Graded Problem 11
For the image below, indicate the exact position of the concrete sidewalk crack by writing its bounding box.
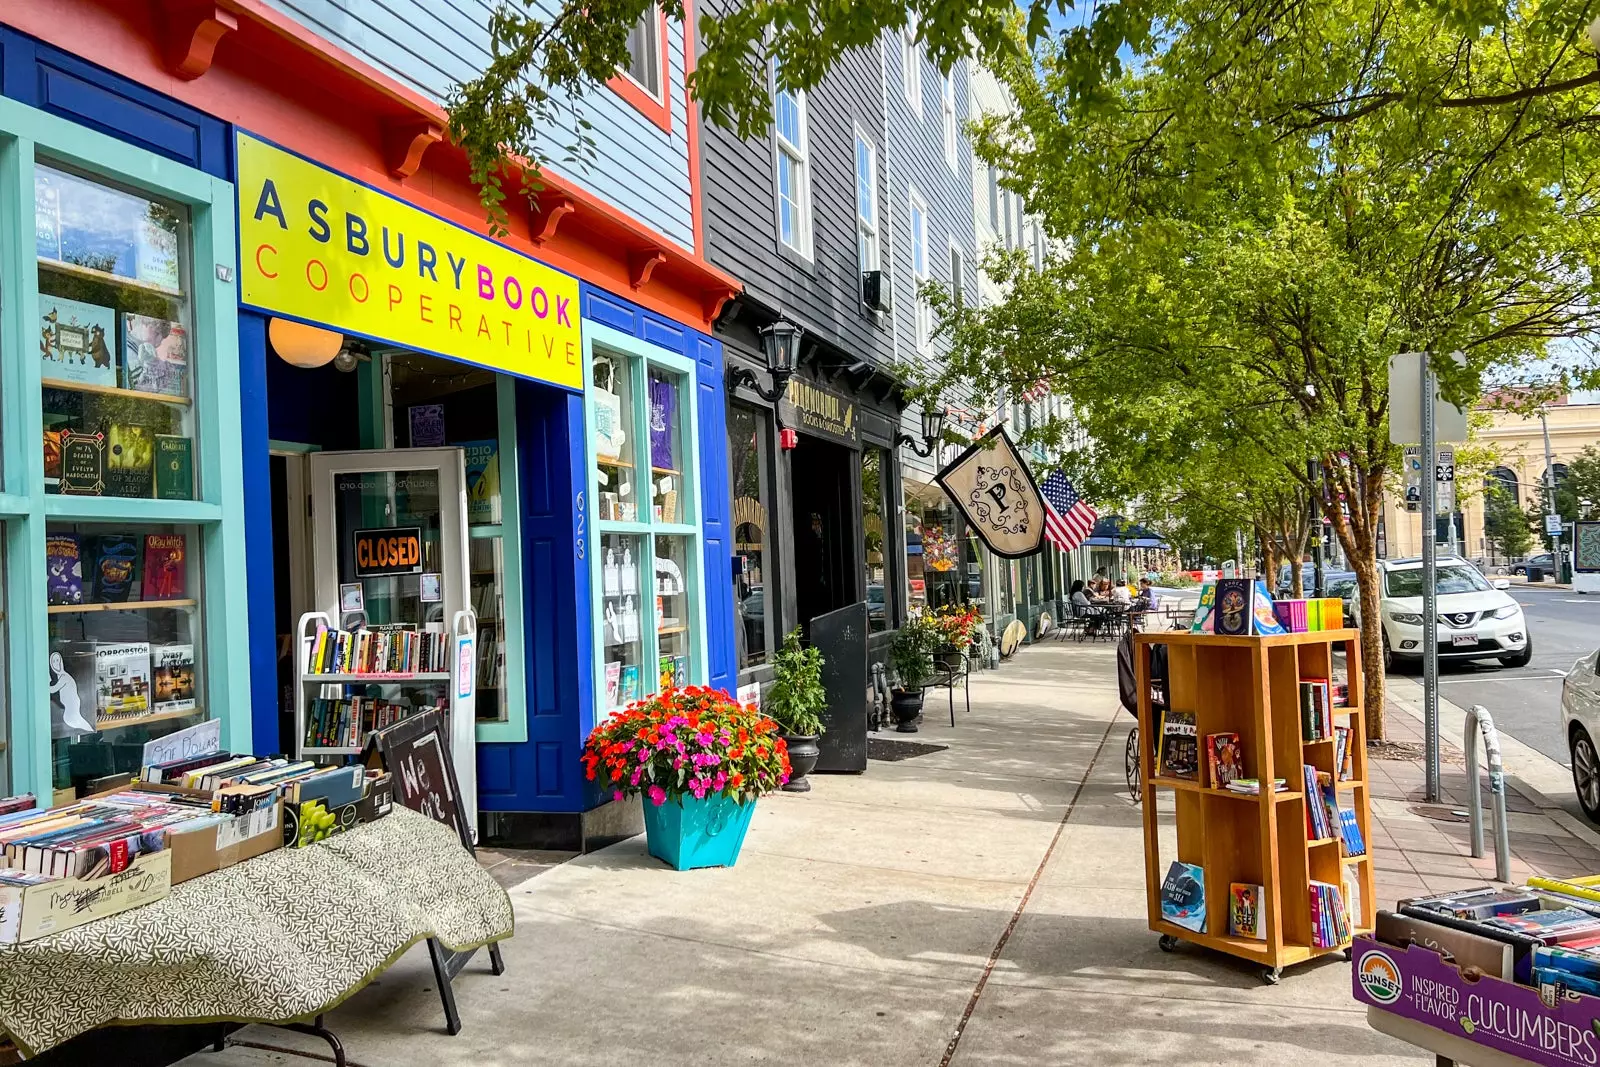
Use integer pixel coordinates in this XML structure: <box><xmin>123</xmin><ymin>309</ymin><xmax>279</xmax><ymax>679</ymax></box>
<box><xmin>938</xmin><ymin>706</ymin><xmax>1121</xmax><ymax>1067</ymax></box>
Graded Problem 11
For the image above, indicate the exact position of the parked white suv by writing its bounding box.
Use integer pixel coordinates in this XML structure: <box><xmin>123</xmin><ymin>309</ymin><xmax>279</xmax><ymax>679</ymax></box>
<box><xmin>1369</xmin><ymin>557</ymin><xmax>1531</xmax><ymax>671</ymax></box>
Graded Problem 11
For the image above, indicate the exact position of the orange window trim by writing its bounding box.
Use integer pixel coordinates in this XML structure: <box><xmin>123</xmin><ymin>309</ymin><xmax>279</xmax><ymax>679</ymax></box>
<box><xmin>606</xmin><ymin>5</ymin><xmax>672</xmax><ymax>134</ymax></box>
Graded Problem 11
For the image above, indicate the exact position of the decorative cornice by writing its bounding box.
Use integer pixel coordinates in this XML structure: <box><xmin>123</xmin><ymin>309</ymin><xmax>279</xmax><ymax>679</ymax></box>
<box><xmin>381</xmin><ymin>119</ymin><xmax>443</xmax><ymax>179</ymax></box>
<box><xmin>628</xmin><ymin>248</ymin><xmax>668</xmax><ymax>290</ymax></box>
<box><xmin>531</xmin><ymin>197</ymin><xmax>577</xmax><ymax>246</ymax></box>
<box><xmin>160</xmin><ymin>1</ymin><xmax>238</xmax><ymax>79</ymax></box>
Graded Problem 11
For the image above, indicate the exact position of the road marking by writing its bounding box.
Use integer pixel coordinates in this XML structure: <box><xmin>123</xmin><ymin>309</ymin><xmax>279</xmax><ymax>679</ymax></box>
<box><xmin>1553</xmin><ymin>668</ymin><xmax>1571</xmax><ymax>676</ymax></box>
<box><xmin>1562</xmin><ymin>599</ymin><xmax>1598</xmax><ymax>604</ymax></box>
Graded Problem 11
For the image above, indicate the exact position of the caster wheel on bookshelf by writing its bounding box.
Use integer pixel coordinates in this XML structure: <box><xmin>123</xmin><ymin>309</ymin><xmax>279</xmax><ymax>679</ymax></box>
<box><xmin>1342</xmin><ymin>948</ymin><xmax>1353</xmax><ymax>962</ymax></box>
<box><xmin>1261</xmin><ymin>968</ymin><xmax>1282</xmax><ymax>986</ymax></box>
<box><xmin>1158</xmin><ymin>934</ymin><xmax>1179</xmax><ymax>953</ymax></box>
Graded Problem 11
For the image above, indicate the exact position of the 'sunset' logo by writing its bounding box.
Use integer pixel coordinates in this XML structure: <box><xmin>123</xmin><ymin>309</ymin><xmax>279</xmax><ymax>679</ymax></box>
<box><xmin>1359</xmin><ymin>951</ymin><xmax>1403</xmax><ymax>1005</ymax></box>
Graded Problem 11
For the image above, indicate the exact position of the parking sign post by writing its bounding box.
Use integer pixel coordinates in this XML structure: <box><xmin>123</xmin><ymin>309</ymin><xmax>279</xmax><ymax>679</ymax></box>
<box><xmin>1420</xmin><ymin>356</ymin><xmax>1441</xmax><ymax>803</ymax></box>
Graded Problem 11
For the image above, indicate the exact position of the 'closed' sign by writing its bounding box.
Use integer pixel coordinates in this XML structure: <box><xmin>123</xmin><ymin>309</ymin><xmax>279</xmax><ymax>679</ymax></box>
<box><xmin>353</xmin><ymin>527</ymin><xmax>424</xmax><ymax>577</ymax></box>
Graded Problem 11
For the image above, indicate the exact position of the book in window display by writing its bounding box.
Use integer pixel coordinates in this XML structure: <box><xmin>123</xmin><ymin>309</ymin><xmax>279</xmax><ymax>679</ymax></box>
<box><xmin>153</xmin><ymin>435</ymin><xmax>193</xmax><ymax>500</ymax></box>
<box><xmin>94</xmin><ymin>642</ymin><xmax>152</xmax><ymax>722</ymax></box>
<box><xmin>151</xmin><ymin>644</ymin><xmax>196</xmax><ymax>713</ymax></box>
<box><xmin>91</xmin><ymin>534</ymin><xmax>139</xmax><ymax>603</ymax></box>
<box><xmin>46</xmin><ymin>534</ymin><xmax>84</xmax><ymax>606</ymax></box>
<box><xmin>58</xmin><ymin>430</ymin><xmax>106</xmax><ymax>495</ymax></box>
<box><xmin>39</xmin><ymin>295</ymin><xmax>117</xmax><ymax>389</ymax></box>
<box><xmin>142</xmin><ymin>534</ymin><xmax>186</xmax><ymax>600</ymax></box>
<box><xmin>121</xmin><ymin>314</ymin><xmax>188</xmax><ymax>397</ymax></box>
<box><xmin>106</xmin><ymin>425</ymin><xmax>154</xmax><ymax>498</ymax></box>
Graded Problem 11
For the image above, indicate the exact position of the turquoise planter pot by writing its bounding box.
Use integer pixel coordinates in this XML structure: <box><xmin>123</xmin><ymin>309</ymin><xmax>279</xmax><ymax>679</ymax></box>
<box><xmin>641</xmin><ymin>794</ymin><xmax>757</xmax><ymax>870</ymax></box>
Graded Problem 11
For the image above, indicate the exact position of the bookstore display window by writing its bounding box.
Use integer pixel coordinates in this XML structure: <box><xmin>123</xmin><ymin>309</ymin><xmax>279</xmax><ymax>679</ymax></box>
<box><xmin>38</xmin><ymin>163</ymin><xmax>197</xmax><ymax>502</ymax></box>
<box><xmin>587</xmin><ymin>327</ymin><xmax>705</xmax><ymax>714</ymax></box>
<box><xmin>46</xmin><ymin>521</ymin><xmax>202</xmax><ymax>793</ymax></box>
<box><xmin>904</xmin><ymin>480</ymin><xmax>964</xmax><ymax>611</ymax></box>
<box><xmin>387</xmin><ymin>353</ymin><xmax>523</xmax><ymax>731</ymax></box>
<box><xmin>862</xmin><ymin>447</ymin><xmax>891</xmax><ymax>633</ymax></box>
<box><xmin>728</xmin><ymin>403</ymin><xmax>773</xmax><ymax>669</ymax></box>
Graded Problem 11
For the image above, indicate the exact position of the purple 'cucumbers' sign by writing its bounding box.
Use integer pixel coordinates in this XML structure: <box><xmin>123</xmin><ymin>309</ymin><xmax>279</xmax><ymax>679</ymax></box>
<box><xmin>1353</xmin><ymin>937</ymin><xmax>1600</xmax><ymax>1066</ymax></box>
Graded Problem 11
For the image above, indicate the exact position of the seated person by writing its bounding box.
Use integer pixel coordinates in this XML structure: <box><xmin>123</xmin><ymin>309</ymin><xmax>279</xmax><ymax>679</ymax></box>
<box><xmin>1110</xmin><ymin>582</ymin><xmax>1132</xmax><ymax>607</ymax></box>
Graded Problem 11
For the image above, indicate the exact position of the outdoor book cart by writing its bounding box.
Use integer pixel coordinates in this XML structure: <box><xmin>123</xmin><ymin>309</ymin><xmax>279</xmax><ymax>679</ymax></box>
<box><xmin>0</xmin><ymin>713</ymin><xmax>510</xmax><ymax>1064</ymax></box>
<box><xmin>1351</xmin><ymin>934</ymin><xmax>1600</xmax><ymax>1067</ymax></box>
<box><xmin>1134</xmin><ymin>628</ymin><xmax>1375</xmax><ymax>983</ymax></box>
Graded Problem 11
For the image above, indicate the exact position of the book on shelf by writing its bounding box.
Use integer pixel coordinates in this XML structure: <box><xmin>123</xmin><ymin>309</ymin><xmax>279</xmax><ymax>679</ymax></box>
<box><xmin>1337</xmin><ymin>807</ymin><xmax>1367</xmax><ymax>857</ymax></box>
<box><xmin>1333</xmin><ymin>726</ymin><xmax>1353</xmax><ymax>781</ymax></box>
<box><xmin>92</xmin><ymin>534</ymin><xmax>139</xmax><ymax>603</ymax></box>
<box><xmin>1310</xmin><ymin>880</ymin><xmax>1350</xmax><ymax>948</ymax></box>
<box><xmin>58</xmin><ymin>430</ymin><xmax>106</xmax><ymax>495</ymax></box>
<box><xmin>94</xmin><ymin>642</ymin><xmax>151</xmax><ymax>721</ymax></box>
<box><xmin>1160</xmin><ymin>860</ymin><xmax>1206</xmax><ymax>933</ymax></box>
<box><xmin>1230</xmin><ymin>883</ymin><xmax>1265</xmax><ymax>939</ymax></box>
<box><xmin>305</xmin><ymin>624</ymin><xmax>449</xmax><ymax>675</ymax></box>
<box><xmin>150</xmin><ymin>644</ymin><xmax>196</xmax><ymax>712</ymax></box>
<box><xmin>1225</xmin><ymin>778</ymin><xmax>1287</xmax><ymax>794</ymax></box>
<box><xmin>1343</xmin><ymin>869</ymin><xmax>1364</xmax><ymax>932</ymax></box>
<box><xmin>121</xmin><ymin>313</ymin><xmax>188</xmax><ymax>397</ymax></box>
<box><xmin>39</xmin><ymin>294</ymin><xmax>117</xmax><ymax>388</ymax></box>
<box><xmin>45</xmin><ymin>533</ymin><xmax>83</xmax><ymax>606</ymax></box>
<box><xmin>1159</xmin><ymin>709</ymin><xmax>1199</xmax><ymax>780</ymax></box>
<box><xmin>1299</xmin><ymin>679</ymin><xmax>1333</xmax><ymax>741</ymax></box>
<box><xmin>303</xmin><ymin>696</ymin><xmax>439</xmax><ymax>749</ymax></box>
<box><xmin>105</xmin><ymin>424</ymin><xmax>153</xmax><ymax>498</ymax></box>
<box><xmin>153</xmin><ymin>435</ymin><xmax>193</xmax><ymax>500</ymax></box>
<box><xmin>142</xmin><ymin>534</ymin><xmax>186</xmax><ymax>600</ymax></box>
<box><xmin>1205</xmin><ymin>732</ymin><xmax>1243</xmax><ymax>788</ymax></box>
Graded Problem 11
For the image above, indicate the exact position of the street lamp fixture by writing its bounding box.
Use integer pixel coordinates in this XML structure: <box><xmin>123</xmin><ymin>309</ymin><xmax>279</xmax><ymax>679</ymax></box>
<box><xmin>729</xmin><ymin>317</ymin><xmax>802</xmax><ymax>404</ymax></box>
<box><xmin>896</xmin><ymin>406</ymin><xmax>947</xmax><ymax>458</ymax></box>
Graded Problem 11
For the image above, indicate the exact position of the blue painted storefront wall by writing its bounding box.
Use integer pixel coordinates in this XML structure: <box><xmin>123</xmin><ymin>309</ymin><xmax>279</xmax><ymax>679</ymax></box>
<box><xmin>262</xmin><ymin>0</ymin><xmax>696</xmax><ymax>252</ymax></box>
<box><xmin>0</xmin><ymin>26</ymin><xmax>735</xmax><ymax>815</ymax></box>
<box><xmin>480</xmin><ymin>283</ymin><xmax>733</xmax><ymax>813</ymax></box>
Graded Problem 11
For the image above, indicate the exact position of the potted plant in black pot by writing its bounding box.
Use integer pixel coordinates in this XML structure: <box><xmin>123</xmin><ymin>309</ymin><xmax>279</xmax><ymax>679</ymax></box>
<box><xmin>764</xmin><ymin>629</ymin><xmax>826</xmax><ymax>792</ymax></box>
<box><xmin>888</xmin><ymin>612</ymin><xmax>940</xmax><ymax>732</ymax></box>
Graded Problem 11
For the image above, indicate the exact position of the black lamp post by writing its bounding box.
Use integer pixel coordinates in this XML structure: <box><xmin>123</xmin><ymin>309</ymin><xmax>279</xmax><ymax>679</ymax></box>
<box><xmin>730</xmin><ymin>316</ymin><xmax>801</xmax><ymax>404</ymax></box>
<box><xmin>896</xmin><ymin>406</ymin><xmax>947</xmax><ymax>458</ymax></box>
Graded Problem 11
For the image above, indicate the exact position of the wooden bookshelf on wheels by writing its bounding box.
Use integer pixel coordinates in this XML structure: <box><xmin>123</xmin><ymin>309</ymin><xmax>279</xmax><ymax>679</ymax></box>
<box><xmin>1135</xmin><ymin>628</ymin><xmax>1374</xmax><ymax>984</ymax></box>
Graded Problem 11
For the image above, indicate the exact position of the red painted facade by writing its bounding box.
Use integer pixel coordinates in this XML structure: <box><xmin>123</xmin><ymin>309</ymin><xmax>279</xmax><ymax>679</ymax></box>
<box><xmin>7</xmin><ymin>0</ymin><xmax>738</xmax><ymax>329</ymax></box>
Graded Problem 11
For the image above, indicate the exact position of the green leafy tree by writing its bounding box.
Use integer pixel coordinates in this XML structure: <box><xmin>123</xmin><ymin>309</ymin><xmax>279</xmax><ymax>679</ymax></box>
<box><xmin>918</xmin><ymin>3</ymin><xmax>1600</xmax><ymax>738</ymax></box>
<box><xmin>1563</xmin><ymin>446</ymin><xmax>1600</xmax><ymax>521</ymax></box>
<box><xmin>1483</xmin><ymin>485</ymin><xmax>1534</xmax><ymax>560</ymax></box>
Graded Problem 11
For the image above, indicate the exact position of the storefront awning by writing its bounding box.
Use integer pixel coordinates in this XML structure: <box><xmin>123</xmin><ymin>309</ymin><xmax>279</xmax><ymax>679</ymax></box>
<box><xmin>1084</xmin><ymin>515</ymin><xmax>1171</xmax><ymax>549</ymax></box>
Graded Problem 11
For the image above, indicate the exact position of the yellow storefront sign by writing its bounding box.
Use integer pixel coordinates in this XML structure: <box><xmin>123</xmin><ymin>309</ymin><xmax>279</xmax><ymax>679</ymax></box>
<box><xmin>236</xmin><ymin>132</ymin><xmax>582</xmax><ymax>389</ymax></box>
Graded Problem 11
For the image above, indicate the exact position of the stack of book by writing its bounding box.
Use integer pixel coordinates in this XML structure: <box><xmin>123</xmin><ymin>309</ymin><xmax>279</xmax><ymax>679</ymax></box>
<box><xmin>1311</xmin><ymin>880</ymin><xmax>1351</xmax><ymax>948</ymax></box>
<box><xmin>306</xmin><ymin>625</ymin><xmax>448</xmax><ymax>675</ymax></box>
<box><xmin>1338</xmin><ymin>807</ymin><xmax>1368</xmax><ymax>857</ymax></box>
<box><xmin>1224</xmin><ymin>778</ymin><xmax>1288</xmax><ymax>795</ymax></box>
<box><xmin>1299</xmin><ymin>678</ymin><xmax>1333</xmax><ymax>740</ymax></box>
<box><xmin>303</xmin><ymin>697</ymin><xmax>440</xmax><ymax>749</ymax></box>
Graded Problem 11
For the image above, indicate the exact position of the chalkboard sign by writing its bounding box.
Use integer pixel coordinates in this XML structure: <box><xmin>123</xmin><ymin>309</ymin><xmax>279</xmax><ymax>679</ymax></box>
<box><xmin>365</xmin><ymin>710</ymin><xmax>472</xmax><ymax>851</ymax></box>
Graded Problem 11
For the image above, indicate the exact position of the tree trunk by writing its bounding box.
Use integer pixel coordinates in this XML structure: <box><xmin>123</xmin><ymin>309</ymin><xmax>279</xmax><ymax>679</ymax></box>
<box><xmin>1322</xmin><ymin>454</ymin><xmax>1387</xmax><ymax>740</ymax></box>
<box><xmin>1349</xmin><ymin>550</ymin><xmax>1385</xmax><ymax>738</ymax></box>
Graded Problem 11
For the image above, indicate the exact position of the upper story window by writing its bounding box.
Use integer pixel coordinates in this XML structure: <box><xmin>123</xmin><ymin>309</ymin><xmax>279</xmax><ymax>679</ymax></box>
<box><xmin>902</xmin><ymin>28</ymin><xmax>922</xmax><ymax>116</ymax></box>
<box><xmin>856</xmin><ymin>131</ymin><xmax>879</xmax><ymax>272</ymax></box>
<box><xmin>942</xmin><ymin>73</ymin><xmax>959</xmax><ymax>172</ymax></box>
<box><xmin>623</xmin><ymin>6</ymin><xmax>663</xmax><ymax>99</ymax></box>
<box><xmin>910</xmin><ymin>189</ymin><xmax>930</xmax><ymax>350</ymax></box>
<box><xmin>988</xmin><ymin>166</ymin><xmax>1000</xmax><ymax>231</ymax></box>
<box><xmin>772</xmin><ymin>62</ymin><xmax>812</xmax><ymax>257</ymax></box>
<box><xmin>1031</xmin><ymin>221</ymin><xmax>1045</xmax><ymax>270</ymax></box>
<box><xmin>1002</xmin><ymin>190</ymin><xmax>1015</xmax><ymax>249</ymax></box>
<box><xmin>948</xmin><ymin>244</ymin><xmax>966</xmax><ymax>309</ymax></box>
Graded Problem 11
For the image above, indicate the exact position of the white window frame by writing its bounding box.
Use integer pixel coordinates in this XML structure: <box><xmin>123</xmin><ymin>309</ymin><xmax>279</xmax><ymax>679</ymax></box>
<box><xmin>942</xmin><ymin>72</ymin><xmax>959</xmax><ymax>173</ymax></box>
<box><xmin>987</xmin><ymin>166</ymin><xmax>1000</xmax><ymax>231</ymax></box>
<box><xmin>771</xmin><ymin>61</ymin><xmax>813</xmax><ymax>258</ymax></box>
<box><xmin>948</xmin><ymin>241</ymin><xmax>966</xmax><ymax>309</ymax></box>
<box><xmin>902</xmin><ymin>27</ymin><xmax>922</xmax><ymax>116</ymax></box>
<box><xmin>855</xmin><ymin>128</ymin><xmax>879</xmax><ymax>272</ymax></box>
<box><xmin>621</xmin><ymin>4</ymin><xmax>664</xmax><ymax>102</ymax></box>
<box><xmin>910</xmin><ymin>188</ymin><xmax>930</xmax><ymax>351</ymax></box>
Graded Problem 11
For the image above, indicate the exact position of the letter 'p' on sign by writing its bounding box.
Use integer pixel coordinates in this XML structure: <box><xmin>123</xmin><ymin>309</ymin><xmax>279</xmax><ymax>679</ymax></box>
<box><xmin>353</xmin><ymin>526</ymin><xmax>425</xmax><ymax>577</ymax></box>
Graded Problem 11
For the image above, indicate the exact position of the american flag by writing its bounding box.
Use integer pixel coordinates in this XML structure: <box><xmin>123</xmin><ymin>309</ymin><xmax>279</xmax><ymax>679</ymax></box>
<box><xmin>1040</xmin><ymin>471</ymin><xmax>1098</xmax><ymax>551</ymax></box>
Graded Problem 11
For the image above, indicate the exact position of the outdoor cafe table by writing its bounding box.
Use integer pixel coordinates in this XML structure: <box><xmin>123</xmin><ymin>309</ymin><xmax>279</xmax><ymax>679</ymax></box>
<box><xmin>0</xmin><ymin>807</ymin><xmax>513</xmax><ymax>1059</ymax></box>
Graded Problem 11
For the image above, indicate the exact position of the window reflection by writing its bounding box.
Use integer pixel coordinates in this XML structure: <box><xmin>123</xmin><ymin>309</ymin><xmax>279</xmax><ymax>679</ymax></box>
<box><xmin>862</xmin><ymin>448</ymin><xmax>889</xmax><ymax>632</ymax></box>
<box><xmin>728</xmin><ymin>404</ymin><xmax>771</xmax><ymax>668</ymax></box>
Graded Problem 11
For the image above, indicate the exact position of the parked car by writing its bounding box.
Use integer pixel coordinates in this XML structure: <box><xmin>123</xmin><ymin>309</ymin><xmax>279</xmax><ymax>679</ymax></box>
<box><xmin>1513</xmin><ymin>553</ymin><xmax>1555</xmax><ymax>580</ymax></box>
<box><xmin>1561</xmin><ymin>649</ymin><xmax>1600</xmax><ymax>821</ymax></box>
<box><xmin>1274</xmin><ymin>561</ymin><xmax>1358</xmax><ymax>598</ymax></box>
<box><xmin>1356</xmin><ymin>556</ymin><xmax>1530</xmax><ymax>671</ymax></box>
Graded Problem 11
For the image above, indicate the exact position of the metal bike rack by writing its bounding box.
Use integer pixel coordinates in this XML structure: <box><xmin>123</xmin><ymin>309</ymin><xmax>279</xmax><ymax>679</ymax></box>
<box><xmin>1464</xmin><ymin>704</ymin><xmax>1511</xmax><ymax>883</ymax></box>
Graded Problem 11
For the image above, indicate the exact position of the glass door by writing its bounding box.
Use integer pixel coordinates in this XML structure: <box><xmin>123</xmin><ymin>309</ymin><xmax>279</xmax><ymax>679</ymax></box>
<box><xmin>308</xmin><ymin>449</ymin><xmax>476</xmax><ymax>824</ymax></box>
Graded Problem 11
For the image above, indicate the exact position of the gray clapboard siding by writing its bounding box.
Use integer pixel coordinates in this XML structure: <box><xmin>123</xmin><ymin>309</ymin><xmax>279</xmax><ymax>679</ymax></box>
<box><xmin>698</xmin><ymin>0</ymin><xmax>892</xmax><ymax>369</ymax></box>
<box><xmin>266</xmin><ymin>0</ymin><xmax>695</xmax><ymax>250</ymax></box>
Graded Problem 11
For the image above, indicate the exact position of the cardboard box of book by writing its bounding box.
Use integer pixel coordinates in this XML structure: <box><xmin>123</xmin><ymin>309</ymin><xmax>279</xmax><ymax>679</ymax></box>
<box><xmin>0</xmin><ymin>849</ymin><xmax>172</xmax><ymax>944</ymax></box>
<box><xmin>91</xmin><ymin>783</ymin><xmax>282</xmax><ymax>885</ymax></box>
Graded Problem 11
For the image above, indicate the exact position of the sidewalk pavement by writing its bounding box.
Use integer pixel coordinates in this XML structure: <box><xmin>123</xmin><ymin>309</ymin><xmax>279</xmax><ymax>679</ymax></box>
<box><xmin>187</xmin><ymin>641</ymin><xmax>1600</xmax><ymax>1067</ymax></box>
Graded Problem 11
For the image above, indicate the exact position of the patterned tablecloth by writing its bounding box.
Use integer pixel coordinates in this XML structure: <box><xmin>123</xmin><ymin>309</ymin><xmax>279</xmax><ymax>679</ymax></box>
<box><xmin>0</xmin><ymin>807</ymin><xmax>514</xmax><ymax>1057</ymax></box>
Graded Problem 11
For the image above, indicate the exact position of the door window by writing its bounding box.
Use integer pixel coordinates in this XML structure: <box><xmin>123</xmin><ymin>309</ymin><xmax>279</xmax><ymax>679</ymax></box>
<box><xmin>728</xmin><ymin>403</ymin><xmax>774</xmax><ymax>669</ymax></box>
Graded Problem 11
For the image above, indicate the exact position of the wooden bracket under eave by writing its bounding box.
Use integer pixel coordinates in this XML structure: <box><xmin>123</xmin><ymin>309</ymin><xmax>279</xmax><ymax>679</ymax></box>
<box><xmin>530</xmin><ymin>197</ymin><xmax>576</xmax><ymax>246</ymax></box>
<box><xmin>160</xmin><ymin>1</ymin><xmax>238</xmax><ymax>80</ymax></box>
<box><xmin>628</xmin><ymin>249</ymin><xmax>668</xmax><ymax>290</ymax></box>
<box><xmin>702</xmin><ymin>288</ymin><xmax>736</xmax><ymax>324</ymax></box>
<box><xmin>382</xmin><ymin>120</ymin><xmax>444</xmax><ymax>179</ymax></box>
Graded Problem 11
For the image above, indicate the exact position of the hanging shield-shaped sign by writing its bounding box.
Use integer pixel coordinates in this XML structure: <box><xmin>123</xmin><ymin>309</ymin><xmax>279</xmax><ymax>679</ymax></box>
<box><xmin>934</xmin><ymin>426</ymin><xmax>1046</xmax><ymax>559</ymax></box>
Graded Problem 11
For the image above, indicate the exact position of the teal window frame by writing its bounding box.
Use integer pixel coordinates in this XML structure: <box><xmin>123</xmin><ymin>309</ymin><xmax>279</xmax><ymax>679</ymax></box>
<box><xmin>0</xmin><ymin>96</ymin><xmax>249</xmax><ymax>798</ymax></box>
<box><xmin>582</xmin><ymin>321</ymin><xmax>707</xmax><ymax>717</ymax></box>
<box><xmin>471</xmin><ymin>375</ymin><xmax>528</xmax><ymax>743</ymax></box>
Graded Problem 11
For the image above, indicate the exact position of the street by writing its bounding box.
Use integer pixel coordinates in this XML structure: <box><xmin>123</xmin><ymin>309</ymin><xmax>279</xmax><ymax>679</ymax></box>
<box><xmin>1394</xmin><ymin>582</ymin><xmax>1600</xmax><ymax>767</ymax></box>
